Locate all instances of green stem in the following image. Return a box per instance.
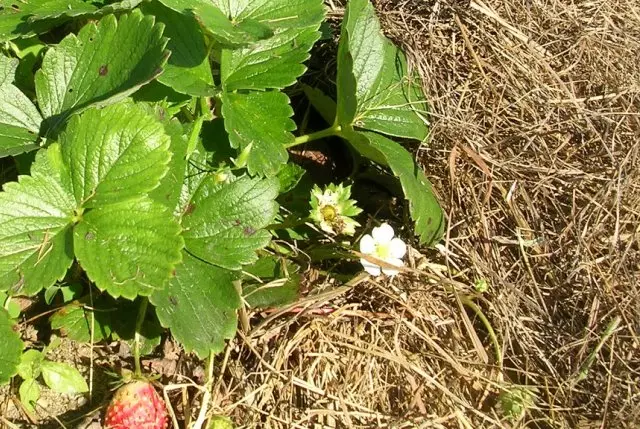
[286,125,342,149]
[460,295,502,367]
[133,297,149,377]
[185,97,211,159]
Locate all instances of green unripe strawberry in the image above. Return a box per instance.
[104,380,168,429]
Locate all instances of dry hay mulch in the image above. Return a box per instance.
[209,0,640,428]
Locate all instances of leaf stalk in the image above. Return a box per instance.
[133,297,148,377]
[286,125,342,148]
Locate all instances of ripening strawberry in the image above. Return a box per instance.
[104,380,168,429]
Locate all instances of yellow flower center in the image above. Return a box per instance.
[375,242,391,259]
[320,205,337,221]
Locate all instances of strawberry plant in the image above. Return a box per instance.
[0,0,444,423]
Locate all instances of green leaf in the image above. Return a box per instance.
[0,307,24,385]
[276,163,305,194]
[50,299,112,342]
[0,54,43,157]
[337,0,428,141]
[108,299,163,355]
[336,0,380,126]
[0,54,18,86]
[132,80,191,115]
[147,112,188,212]
[74,198,183,299]
[0,0,144,42]
[0,291,21,318]
[303,84,337,126]
[218,0,325,91]
[12,37,47,94]
[242,256,300,308]
[356,44,428,141]
[0,0,94,42]
[156,0,272,47]
[19,377,40,413]
[177,142,214,215]
[16,349,43,380]
[182,175,279,270]
[221,91,294,176]
[0,145,75,295]
[34,10,169,131]
[44,282,82,305]
[244,273,300,308]
[343,130,444,245]
[58,103,172,208]
[243,256,301,308]
[141,1,216,96]
[151,252,240,358]
[40,360,88,394]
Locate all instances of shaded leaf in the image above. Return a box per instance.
[151,252,240,358]
[0,308,24,385]
[276,163,305,194]
[34,10,169,131]
[50,299,112,342]
[182,175,279,270]
[242,255,300,308]
[343,130,444,245]
[0,0,144,42]
[74,198,183,299]
[0,0,95,41]
[244,273,300,308]
[109,299,163,355]
[303,84,336,125]
[142,1,216,96]
[43,282,82,305]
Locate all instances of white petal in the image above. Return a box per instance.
[359,234,375,254]
[389,238,407,259]
[381,258,403,276]
[371,223,394,244]
[319,221,335,235]
[342,218,357,236]
[360,259,381,276]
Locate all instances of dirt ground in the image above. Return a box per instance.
[2,0,639,428]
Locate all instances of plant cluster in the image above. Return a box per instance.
[0,0,444,422]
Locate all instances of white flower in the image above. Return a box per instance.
[359,223,407,276]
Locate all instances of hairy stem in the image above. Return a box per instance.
[185,98,210,159]
[133,298,149,377]
[286,125,342,149]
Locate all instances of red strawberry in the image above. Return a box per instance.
[104,380,168,429]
